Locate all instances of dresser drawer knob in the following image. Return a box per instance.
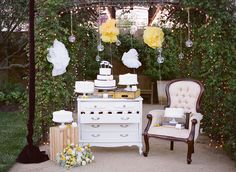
[121,117,130,120]
[91,134,100,137]
[120,134,128,137]
[91,124,100,128]
[120,124,129,128]
[94,105,97,108]
[123,105,126,108]
[91,117,100,120]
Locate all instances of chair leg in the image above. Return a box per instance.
[143,134,150,157]
[170,141,174,151]
[192,143,194,154]
[187,141,194,164]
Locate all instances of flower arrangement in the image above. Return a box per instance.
[99,19,119,43]
[56,144,94,169]
[143,27,164,49]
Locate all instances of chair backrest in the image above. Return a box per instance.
[165,79,204,113]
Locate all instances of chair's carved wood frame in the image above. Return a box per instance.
[143,78,204,164]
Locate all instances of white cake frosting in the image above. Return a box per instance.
[94,61,116,88]
[94,80,116,87]
[52,110,73,123]
[119,73,138,85]
[97,75,113,80]
[99,68,111,75]
[75,81,94,93]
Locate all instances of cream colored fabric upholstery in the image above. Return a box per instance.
[168,81,201,113]
[148,109,164,128]
[148,111,202,141]
[148,127,190,139]
[148,80,203,141]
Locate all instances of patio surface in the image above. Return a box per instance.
[9,104,236,172]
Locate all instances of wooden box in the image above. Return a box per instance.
[114,89,140,99]
[49,126,79,161]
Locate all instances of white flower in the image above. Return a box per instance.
[77,157,82,163]
[85,157,90,163]
[77,152,82,157]
[82,161,86,166]
[92,156,95,161]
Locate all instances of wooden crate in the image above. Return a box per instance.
[49,126,79,161]
[114,89,140,99]
[95,90,115,98]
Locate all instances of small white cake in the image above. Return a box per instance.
[75,81,94,93]
[99,68,111,75]
[119,73,138,85]
[97,75,113,80]
[94,80,116,87]
[52,110,73,123]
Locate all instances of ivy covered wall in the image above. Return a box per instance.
[30,0,236,160]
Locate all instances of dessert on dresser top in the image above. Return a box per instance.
[52,110,73,123]
[94,60,116,88]
[75,81,94,94]
[119,73,138,85]
[118,73,138,91]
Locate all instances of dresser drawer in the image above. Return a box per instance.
[79,102,140,112]
[80,114,140,124]
[81,131,138,142]
[81,124,138,132]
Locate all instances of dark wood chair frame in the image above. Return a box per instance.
[143,79,204,164]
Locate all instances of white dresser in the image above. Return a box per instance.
[77,97,143,154]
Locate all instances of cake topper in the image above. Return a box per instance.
[100,60,113,68]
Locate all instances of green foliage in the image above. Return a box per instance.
[29,0,100,142]
[30,0,236,161]
[143,0,236,160]
[177,0,236,160]
[0,0,28,70]
[0,82,25,105]
[0,112,26,172]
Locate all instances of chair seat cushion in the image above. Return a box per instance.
[148,126,190,139]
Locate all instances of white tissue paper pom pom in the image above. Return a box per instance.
[47,39,70,76]
[122,48,142,69]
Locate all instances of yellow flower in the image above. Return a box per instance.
[61,155,66,161]
[67,148,73,155]
[99,19,119,43]
[143,27,164,49]
[76,146,82,152]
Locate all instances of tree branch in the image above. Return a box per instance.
[0,63,29,70]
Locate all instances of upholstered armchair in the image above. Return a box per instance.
[143,79,204,164]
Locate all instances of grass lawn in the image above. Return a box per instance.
[0,111,26,172]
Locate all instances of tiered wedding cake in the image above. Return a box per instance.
[94,61,116,89]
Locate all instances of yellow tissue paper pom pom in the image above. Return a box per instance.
[99,19,119,43]
[143,27,164,49]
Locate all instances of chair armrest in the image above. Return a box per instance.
[144,110,165,134]
[144,114,153,134]
[148,110,165,127]
[188,119,197,142]
[188,113,203,141]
